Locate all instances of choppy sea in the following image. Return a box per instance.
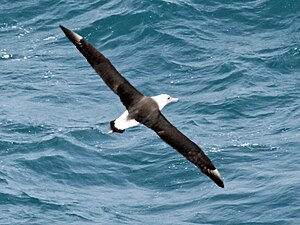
[1,0,300,224]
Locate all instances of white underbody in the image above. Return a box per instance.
[114,110,140,131]
[109,94,178,134]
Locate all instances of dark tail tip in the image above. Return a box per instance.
[110,120,125,133]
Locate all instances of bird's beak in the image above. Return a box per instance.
[169,97,179,103]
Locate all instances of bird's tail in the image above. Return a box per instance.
[110,120,125,133]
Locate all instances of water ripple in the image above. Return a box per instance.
[1,0,299,224]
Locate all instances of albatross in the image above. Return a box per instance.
[60,25,224,188]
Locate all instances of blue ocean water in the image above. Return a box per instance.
[1,0,300,224]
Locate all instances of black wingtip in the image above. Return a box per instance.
[59,25,69,36]
[215,177,225,188]
[59,25,83,44]
[206,168,225,188]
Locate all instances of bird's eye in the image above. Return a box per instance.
[167,97,170,100]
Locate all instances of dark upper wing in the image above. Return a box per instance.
[60,25,144,109]
[141,111,224,188]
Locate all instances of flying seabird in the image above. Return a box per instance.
[60,25,224,188]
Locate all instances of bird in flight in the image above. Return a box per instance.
[60,25,224,188]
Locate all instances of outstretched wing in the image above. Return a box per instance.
[60,25,144,109]
[141,111,224,188]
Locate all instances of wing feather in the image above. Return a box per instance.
[60,25,143,109]
[142,111,224,188]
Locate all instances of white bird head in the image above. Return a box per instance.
[152,94,179,110]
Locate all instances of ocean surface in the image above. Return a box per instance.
[1,0,300,224]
